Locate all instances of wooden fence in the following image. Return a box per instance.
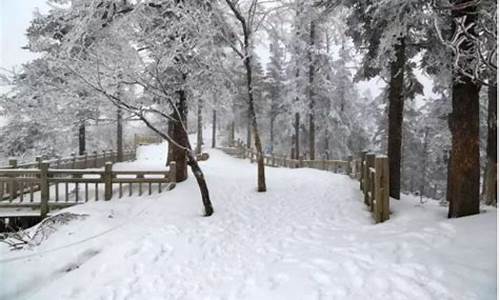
[220,142,390,223]
[0,149,177,218]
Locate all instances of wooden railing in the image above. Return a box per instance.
[220,143,390,223]
[0,149,136,170]
[0,160,176,218]
[134,133,163,146]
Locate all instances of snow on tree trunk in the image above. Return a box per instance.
[116,107,123,162]
[483,75,497,206]
[196,98,203,155]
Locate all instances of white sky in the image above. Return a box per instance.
[0,0,50,70]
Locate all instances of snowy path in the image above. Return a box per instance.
[0,143,496,300]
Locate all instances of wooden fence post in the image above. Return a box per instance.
[102,150,107,166]
[8,159,18,199]
[40,161,50,218]
[377,156,390,222]
[364,153,376,206]
[104,162,113,201]
[35,156,42,169]
[360,151,367,190]
[168,161,177,191]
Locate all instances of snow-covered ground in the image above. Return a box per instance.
[0,141,496,300]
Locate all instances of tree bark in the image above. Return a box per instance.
[270,114,274,154]
[116,106,123,162]
[308,21,316,160]
[196,98,203,154]
[387,37,405,200]
[448,1,481,218]
[243,35,266,192]
[169,83,188,182]
[246,110,252,148]
[212,109,217,148]
[78,122,86,155]
[483,75,497,206]
[294,113,300,159]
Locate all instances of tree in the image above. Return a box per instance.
[40,0,217,216]
[223,0,267,192]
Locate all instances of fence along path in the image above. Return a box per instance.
[219,141,390,224]
[0,148,177,218]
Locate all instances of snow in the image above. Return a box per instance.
[0,141,496,300]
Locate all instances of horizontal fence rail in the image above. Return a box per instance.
[219,141,390,224]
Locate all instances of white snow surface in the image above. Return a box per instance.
[0,142,497,300]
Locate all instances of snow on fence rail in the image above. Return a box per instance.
[220,142,390,223]
[0,152,177,219]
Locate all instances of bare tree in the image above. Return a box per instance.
[223,0,267,192]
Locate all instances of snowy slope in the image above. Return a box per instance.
[0,142,496,300]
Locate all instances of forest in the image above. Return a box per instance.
[0,1,497,298]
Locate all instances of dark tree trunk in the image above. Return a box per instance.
[246,110,252,148]
[169,83,188,182]
[230,121,235,146]
[387,37,405,199]
[185,144,214,216]
[448,1,481,218]
[212,109,217,148]
[116,107,123,162]
[483,75,497,206]
[308,21,316,160]
[78,122,86,155]
[243,33,266,192]
[294,113,300,159]
[270,116,274,154]
[196,98,203,154]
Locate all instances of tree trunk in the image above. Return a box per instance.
[230,121,235,146]
[186,146,214,216]
[448,1,481,218]
[243,30,266,192]
[196,98,203,154]
[294,113,300,159]
[246,110,252,148]
[483,75,497,206]
[270,116,274,154]
[78,122,86,155]
[169,83,188,182]
[308,21,316,160]
[116,107,123,162]
[212,109,217,148]
[387,37,405,199]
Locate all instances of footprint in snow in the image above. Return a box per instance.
[60,248,100,273]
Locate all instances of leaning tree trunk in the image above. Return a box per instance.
[243,32,266,192]
[387,37,405,200]
[78,122,86,155]
[483,75,497,206]
[448,1,481,218]
[196,98,203,154]
[308,21,316,160]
